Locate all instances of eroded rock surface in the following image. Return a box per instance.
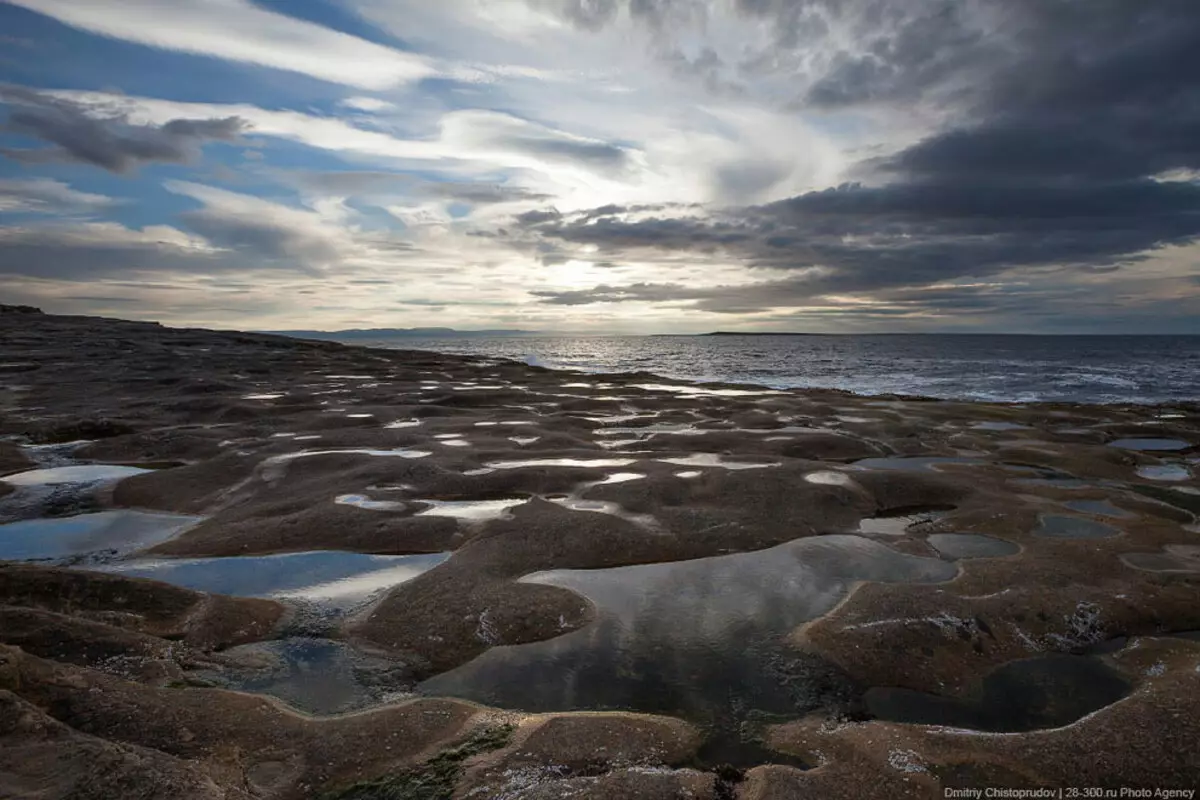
[2,310,1199,796]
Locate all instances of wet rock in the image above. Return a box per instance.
[766,639,1200,792]
[863,653,1131,731]
[0,563,283,651]
[26,419,137,445]
[2,646,481,800]
[351,557,594,673]
[457,713,707,799]
[781,432,885,461]
[0,442,34,477]
[0,690,250,800]
[2,307,1200,794]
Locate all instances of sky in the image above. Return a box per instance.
[0,0,1198,334]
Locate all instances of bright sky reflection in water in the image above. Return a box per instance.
[98,551,448,610]
[420,535,955,737]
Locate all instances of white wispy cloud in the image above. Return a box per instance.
[5,0,437,88]
[339,96,400,113]
[40,88,847,211]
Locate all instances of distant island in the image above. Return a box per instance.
[701,331,821,336]
[264,327,541,341]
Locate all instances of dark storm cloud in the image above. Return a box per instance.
[795,0,1000,109]
[523,175,1200,302]
[519,0,1200,314]
[0,85,244,174]
[539,0,998,100]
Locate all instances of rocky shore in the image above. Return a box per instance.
[1,305,1198,798]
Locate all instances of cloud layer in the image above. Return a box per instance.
[514,0,1200,321]
[1,0,1197,332]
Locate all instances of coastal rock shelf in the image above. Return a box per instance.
[1,309,1199,798]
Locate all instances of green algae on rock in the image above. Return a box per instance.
[320,723,515,800]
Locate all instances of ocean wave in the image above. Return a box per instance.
[374,335,1200,405]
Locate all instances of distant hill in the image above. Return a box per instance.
[700,331,821,336]
[264,327,541,341]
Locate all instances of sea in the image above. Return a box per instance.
[356,334,1200,406]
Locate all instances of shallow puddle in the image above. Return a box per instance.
[261,448,431,481]
[596,472,645,485]
[202,638,417,715]
[585,409,660,424]
[595,438,641,450]
[0,510,202,563]
[420,535,956,738]
[414,498,528,523]
[98,550,448,609]
[1013,477,1092,490]
[1034,514,1120,539]
[335,494,407,512]
[852,456,984,472]
[633,383,784,397]
[926,533,1019,559]
[1136,464,1191,482]
[970,421,1032,431]
[594,423,704,439]
[1120,545,1200,573]
[1109,438,1190,451]
[467,458,636,473]
[856,508,950,536]
[1061,500,1136,519]
[547,496,658,529]
[804,470,857,487]
[865,654,1130,732]
[656,453,779,470]
[549,473,655,526]
[1,464,150,487]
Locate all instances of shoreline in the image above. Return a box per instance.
[1,307,1199,797]
[283,334,1199,408]
[318,337,1200,412]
